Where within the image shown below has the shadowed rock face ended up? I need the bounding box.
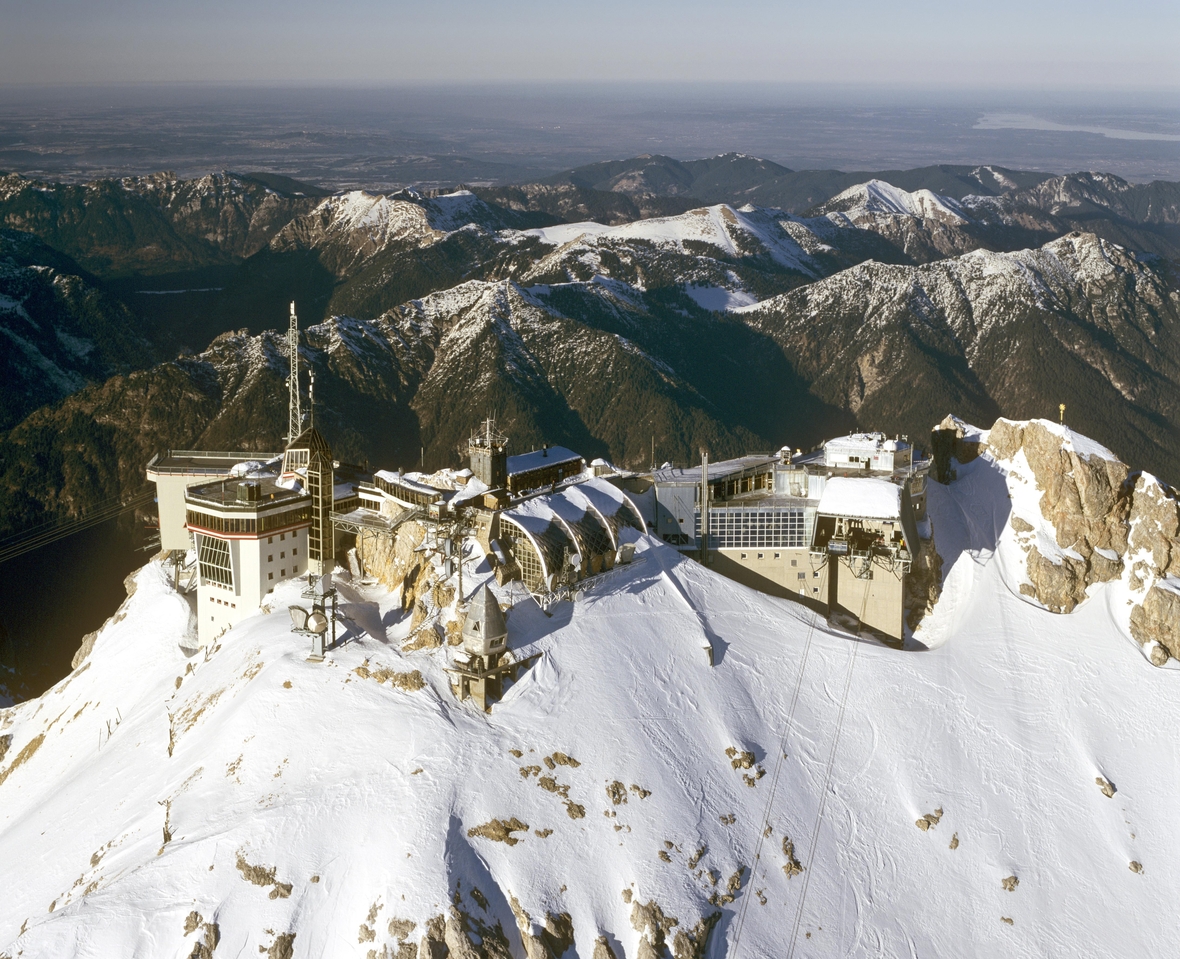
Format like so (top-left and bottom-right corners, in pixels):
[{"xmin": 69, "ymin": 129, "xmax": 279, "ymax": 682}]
[{"xmin": 985, "ymin": 418, "xmax": 1180, "ymax": 661}]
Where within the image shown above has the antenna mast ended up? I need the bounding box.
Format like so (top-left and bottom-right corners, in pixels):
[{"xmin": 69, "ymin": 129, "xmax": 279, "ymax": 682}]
[{"xmin": 287, "ymin": 301, "xmax": 302, "ymax": 441}]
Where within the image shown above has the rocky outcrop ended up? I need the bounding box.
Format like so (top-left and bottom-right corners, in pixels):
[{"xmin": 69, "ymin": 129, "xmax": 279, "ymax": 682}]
[
  {"xmin": 985, "ymin": 418, "xmax": 1180, "ymax": 660},
  {"xmin": 930, "ymin": 414, "xmax": 982, "ymax": 482},
  {"xmin": 509, "ymin": 899, "xmax": 575, "ymax": 959},
  {"xmin": 627, "ymin": 898, "xmax": 719, "ymax": 959},
  {"xmin": 989, "ymin": 419, "xmax": 1130, "ymax": 613},
  {"xmin": 1129, "ymin": 583, "xmax": 1180, "ymax": 664}
]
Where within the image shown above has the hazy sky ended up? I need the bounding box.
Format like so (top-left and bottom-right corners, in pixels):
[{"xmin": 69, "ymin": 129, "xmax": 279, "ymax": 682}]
[{"xmin": 1, "ymin": 0, "xmax": 1177, "ymax": 90}]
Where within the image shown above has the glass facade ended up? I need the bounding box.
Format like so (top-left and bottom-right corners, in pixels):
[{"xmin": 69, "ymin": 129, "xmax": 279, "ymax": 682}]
[
  {"xmin": 186, "ymin": 506, "xmax": 309, "ymax": 535},
  {"xmin": 197, "ymin": 534, "xmax": 234, "ymax": 588},
  {"xmin": 307, "ymin": 450, "xmax": 334, "ymax": 571},
  {"xmin": 695, "ymin": 507, "xmax": 812, "ymax": 550}
]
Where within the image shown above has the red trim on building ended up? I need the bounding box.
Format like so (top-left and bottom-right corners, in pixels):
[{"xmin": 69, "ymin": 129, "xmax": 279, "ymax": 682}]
[{"xmin": 186, "ymin": 521, "xmax": 310, "ymax": 541}]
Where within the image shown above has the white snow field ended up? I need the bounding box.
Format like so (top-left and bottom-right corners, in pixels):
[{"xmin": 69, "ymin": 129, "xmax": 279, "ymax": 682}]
[{"xmin": 1, "ymin": 429, "xmax": 1177, "ymax": 958}]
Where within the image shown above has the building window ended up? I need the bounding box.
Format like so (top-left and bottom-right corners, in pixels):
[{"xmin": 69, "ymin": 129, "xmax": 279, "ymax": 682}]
[
  {"xmin": 293, "ymin": 565, "xmax": 298, "ymax": 573},
  {"xmin": 280, "ymin": 532, "xmax": 285, "ymax": 541},
  {"xmin": 774, "ymin": 552, "xmax": 781, "ymax": 559},
  {"xmin": 281, "ymin": 551, "xmax": 286, "ymax": 559},
  {"xmin": 814, "ymin": 571, "xmax": 820, "ymax": 578},
  {"xmin": 268, "ymin": 572, "xmax": 274, "ymax": 581},
  {"xmin": 197, "ymin": 534, "xmax": 233, "ymax": 589},
  {"xmin": 757, "ymin": 553, "xmax": 764, "ymax": 560},
  {"xmin": 740, "ymin": 553, "xmax": 747, "ymax": 560},
  {"xmin": 281, "ymin": 569, "xmax": 286, "ymax": 577},
  {"xmin": 798, "ymin": 572, "xmax": 806, "ymax": 580},
  {"xmin": 268, "ymin": 536, "xmax": 273, "ymax": 544},
  {"xmin": 268, "ymin": 555, "xmax": 273, "ymax": 562},
  {"xmin": 292, "ymin": 548, "xmax": 298, "ymax": 556},
  {"xmin": 791, "ymin": 559, "xmax": 797, "ymax": 567}
]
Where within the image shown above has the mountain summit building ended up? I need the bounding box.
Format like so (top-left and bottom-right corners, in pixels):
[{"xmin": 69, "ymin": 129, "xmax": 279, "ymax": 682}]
[{"xmin": 649, "ymin": 432, "xmax": 931, "ymax": 642}]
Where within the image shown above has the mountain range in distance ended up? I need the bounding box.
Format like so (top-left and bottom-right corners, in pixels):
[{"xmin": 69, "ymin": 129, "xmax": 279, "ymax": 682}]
[{"xmin": 0, "ymin": 153, "xmax": 1179, "ymax": 541}]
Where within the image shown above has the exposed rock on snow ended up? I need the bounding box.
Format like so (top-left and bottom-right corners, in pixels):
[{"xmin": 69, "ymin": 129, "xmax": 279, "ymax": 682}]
[
  {"xmin": 983, "ymin": 417, "xmax": 1180, "ymax": 658},
  {"xmin": 1129, "ymin": 581, "xmax": 1180, "ymax": 663}
]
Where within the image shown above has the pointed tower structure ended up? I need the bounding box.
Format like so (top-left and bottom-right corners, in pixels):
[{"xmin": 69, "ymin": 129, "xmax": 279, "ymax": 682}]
[{"xmin": 446, "ymin": 584, "xmax": 513, "ymax": 710}]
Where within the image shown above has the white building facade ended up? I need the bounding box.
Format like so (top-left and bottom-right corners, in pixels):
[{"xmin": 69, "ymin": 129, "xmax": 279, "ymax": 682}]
[{"xmin": 186, "ymin": 478, "xmax": 311, "ymax": 645}]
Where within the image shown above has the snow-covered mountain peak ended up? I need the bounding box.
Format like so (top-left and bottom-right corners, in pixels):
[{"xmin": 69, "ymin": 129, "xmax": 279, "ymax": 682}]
[{"xmin": 824, "ymin": 180, "xmax": 968, "ymax": 224}]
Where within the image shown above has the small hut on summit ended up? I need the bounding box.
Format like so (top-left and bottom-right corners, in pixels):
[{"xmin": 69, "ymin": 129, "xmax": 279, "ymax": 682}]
[{"xmin": 446, "ymin": 585, "xmax": 513, "ymax": 711}]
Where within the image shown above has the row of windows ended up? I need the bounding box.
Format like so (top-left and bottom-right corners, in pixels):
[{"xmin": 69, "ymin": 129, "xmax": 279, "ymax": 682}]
[
  {"xmin": 696, "ymin": 508, "xmax": 810, "ymax": 549},
  {"xmin": 507, "ymin": 460, "xmax": 583, "ymax": 494},
  {"xmin": 186, "ymin": 506, "xmax": 310, "ymax": 535},
  {"xmin": 374, "ymin": 474, "xmax": 440, "ymax": 507},
  {"xmin": 307, "ymin": 468, "xmax": 332, "ymax": 563}
]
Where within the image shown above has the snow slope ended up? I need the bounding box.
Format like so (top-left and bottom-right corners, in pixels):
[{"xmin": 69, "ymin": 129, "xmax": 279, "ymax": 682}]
[{"xmin": 1, "ymin": 435, "xmax": 1177, "ymax": 958}]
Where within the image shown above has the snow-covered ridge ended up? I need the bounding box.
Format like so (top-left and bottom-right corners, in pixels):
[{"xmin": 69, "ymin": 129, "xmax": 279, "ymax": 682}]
[
  {"xmin": 521, "ymin": 203, "xmax": 818, "ymax": 277},
  {"xmin": 3, "ymin": 419, "xmax": 1180, "ymax": 957},
  {"xmin": 823, "ymin": 179, "xmax": 968, "ymax": 224}
]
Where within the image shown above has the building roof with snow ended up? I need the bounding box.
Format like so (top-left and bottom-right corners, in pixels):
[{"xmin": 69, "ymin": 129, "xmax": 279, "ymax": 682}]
[
  {"xmin": 507, "ymin": 446, "xmax": 583, "ymax": 476},
  {"xmin": 816, "ymin": 477, "xmax": 902, "ymax": 520}
]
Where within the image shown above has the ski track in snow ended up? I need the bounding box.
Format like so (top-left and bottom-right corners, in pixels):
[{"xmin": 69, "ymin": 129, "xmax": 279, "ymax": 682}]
[{"xmin": 0, "ymin": 443, "xmax": 1178, "ymax": 957}]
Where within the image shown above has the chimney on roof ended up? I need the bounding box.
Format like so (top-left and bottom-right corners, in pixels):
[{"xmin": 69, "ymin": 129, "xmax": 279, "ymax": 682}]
[{"xmin": 543, "ymin": 443, "xmax": 548, "ymax": 458}]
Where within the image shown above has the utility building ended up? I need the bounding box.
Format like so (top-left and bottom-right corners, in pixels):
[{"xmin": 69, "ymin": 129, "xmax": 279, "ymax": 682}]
[
  {"xmin": 646, "ymin": 432, "xmax": 931, "ymax": 643},
  {"xmin": 469, "ymin": 419, "xmax": 509, "ymax": 491},
  {"xmin": 809, "ymin": 477, "xmax": 920, "ymax": 641}
]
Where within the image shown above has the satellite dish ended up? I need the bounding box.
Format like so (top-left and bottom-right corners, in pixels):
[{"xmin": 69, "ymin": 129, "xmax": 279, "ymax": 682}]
[
  {"xmin": 307, "ymin": 611, "xmax": 329, "ymax": 635},
  {"xmin": 288, "ymin": 606, "xmax": 310, "ymax": 630}
]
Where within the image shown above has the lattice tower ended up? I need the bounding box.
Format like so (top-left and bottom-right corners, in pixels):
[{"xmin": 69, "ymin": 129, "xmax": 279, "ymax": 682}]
[{"xmin": 287, "ymin": 301, "xmax": 302, "ymax": 442}]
